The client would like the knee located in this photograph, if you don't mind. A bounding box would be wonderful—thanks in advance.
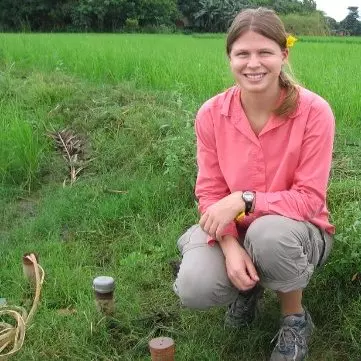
[174,268,219,310]
[244,216,305,270]
[174,262,239,309]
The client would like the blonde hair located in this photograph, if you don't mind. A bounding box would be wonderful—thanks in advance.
[226,7,299,117]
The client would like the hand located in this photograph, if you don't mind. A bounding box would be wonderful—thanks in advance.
[220,236,259,291]
[199,192,244,240]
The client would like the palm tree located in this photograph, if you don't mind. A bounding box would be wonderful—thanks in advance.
[194,0,250,32]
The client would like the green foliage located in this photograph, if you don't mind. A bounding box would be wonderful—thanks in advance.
[0,68,48,189]
[177,0,201,21]
[193,0,245,32]
[125,18,140,31]
[325,16,339,32]
[0,109,44,188]
[340,6,361,36]
[178,0,326,32]
[0,0,178,32]
[271,0,316,15]
[301,0,316,12]
[138,0,179,26]
[0,0,338,33]
[281,12,330,35]
[189,0,323,33]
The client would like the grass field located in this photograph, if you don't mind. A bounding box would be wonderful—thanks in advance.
[1,33,361,360]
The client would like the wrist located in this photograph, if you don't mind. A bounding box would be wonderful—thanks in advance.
[233,191,244,209]
[219,235,241,255]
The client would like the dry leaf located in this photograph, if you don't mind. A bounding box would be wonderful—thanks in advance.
[351,273,360,282]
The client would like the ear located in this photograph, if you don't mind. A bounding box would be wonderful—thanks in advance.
[282,48,289,63]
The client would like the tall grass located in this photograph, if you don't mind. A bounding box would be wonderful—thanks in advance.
[1,33,361,189]
[0,103,44,188]
[1,33,360,127]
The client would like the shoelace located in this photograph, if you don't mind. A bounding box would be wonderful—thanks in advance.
[271,325,306,361]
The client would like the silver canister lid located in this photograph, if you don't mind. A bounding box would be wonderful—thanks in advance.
[93,276,115,293]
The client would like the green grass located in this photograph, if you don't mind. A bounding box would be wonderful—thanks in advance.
[1,33,360,133]
[0,34,361,360]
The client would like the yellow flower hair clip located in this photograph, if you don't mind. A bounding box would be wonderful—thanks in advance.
[286,35,297,48]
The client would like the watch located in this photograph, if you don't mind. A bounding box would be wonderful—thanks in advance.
[242,191,255,216]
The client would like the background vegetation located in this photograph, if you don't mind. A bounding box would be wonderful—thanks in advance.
[0,33,361,360]
[0,0,360,35]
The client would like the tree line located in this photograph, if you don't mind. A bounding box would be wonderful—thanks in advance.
[0,0,359,35]
[329,7,361,36]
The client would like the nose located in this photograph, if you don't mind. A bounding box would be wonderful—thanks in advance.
[248,54,261,68]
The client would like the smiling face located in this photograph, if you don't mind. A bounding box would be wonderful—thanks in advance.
[229,30,288,95]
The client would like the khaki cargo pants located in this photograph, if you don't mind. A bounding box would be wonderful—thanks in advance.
[173,215,333,309]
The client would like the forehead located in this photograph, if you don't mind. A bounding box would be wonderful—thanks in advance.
[231,30,280,51]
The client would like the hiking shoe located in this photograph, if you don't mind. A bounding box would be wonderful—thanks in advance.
[269,309,315,361]
[168,259,181,277]
[224,284,264,328]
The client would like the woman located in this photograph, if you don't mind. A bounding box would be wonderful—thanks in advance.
[173,7,335,361]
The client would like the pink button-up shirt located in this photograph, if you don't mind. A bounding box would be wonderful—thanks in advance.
[195,86,335,245]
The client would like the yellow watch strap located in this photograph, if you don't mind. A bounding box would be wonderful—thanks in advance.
[235,211,245,222]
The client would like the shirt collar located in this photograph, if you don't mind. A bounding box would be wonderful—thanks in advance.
[221,85,302,119]
[220,86,239,117]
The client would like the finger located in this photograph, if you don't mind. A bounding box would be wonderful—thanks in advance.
[215,223,226,241]
[244,258,260,282]
[239,275,256,290]
[199,213,208,230]
[231,266,256,290]
[237,265,257,288]
[204,216,216,236]
[208,221,219,238]
[230,275,255,291]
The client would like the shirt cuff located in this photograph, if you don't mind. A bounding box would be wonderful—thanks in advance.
[207,221,238,246]
[254,191,270,213]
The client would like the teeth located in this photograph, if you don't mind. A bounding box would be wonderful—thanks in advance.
[245,74,265,80]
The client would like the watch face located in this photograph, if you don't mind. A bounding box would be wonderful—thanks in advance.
[243,192,254,202]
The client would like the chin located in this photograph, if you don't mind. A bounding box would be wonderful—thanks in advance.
[239,84,267,94]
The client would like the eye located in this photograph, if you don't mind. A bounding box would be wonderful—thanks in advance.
[236,51,248,57]
[260,50,272,55]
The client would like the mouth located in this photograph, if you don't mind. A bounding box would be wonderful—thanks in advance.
[243,73,267,81]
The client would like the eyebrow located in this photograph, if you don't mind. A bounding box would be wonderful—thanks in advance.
[233,47,274,52]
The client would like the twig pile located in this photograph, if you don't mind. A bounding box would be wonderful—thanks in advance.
[48,129,90,186]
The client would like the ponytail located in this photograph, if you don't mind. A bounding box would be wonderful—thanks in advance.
[275,70,299,117]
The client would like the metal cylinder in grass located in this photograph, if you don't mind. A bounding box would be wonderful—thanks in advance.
[93,276,115,315]
[149,337,175,361]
